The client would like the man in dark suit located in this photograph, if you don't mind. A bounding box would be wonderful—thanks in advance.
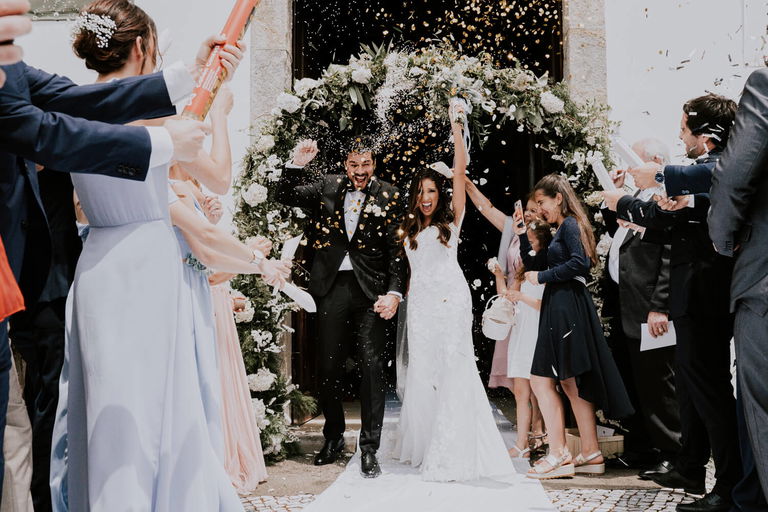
[605,94,741,512]
[0,39,226,495]
[277,139,407,478]
[603,139,682,479]
[707,67,768,506]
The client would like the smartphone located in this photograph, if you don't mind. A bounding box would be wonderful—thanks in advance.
[514,200,525,229]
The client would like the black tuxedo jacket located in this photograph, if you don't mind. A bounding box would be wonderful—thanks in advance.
[603,208,671,339]
[0,62,177,306]
[616,166,733,320]
[276,169,407,301]
[709,68,768,315]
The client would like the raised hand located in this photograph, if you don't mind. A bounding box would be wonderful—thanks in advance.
[609,169,626,188]
[627,161,662,190]
[291,139,319,167]
[260,258,291,289]
[0,0,32,87]
[165,119,211,162]
[512,209,526,235]
[194,35,246,82]
[247,235,273,257]
[210,85,234,118]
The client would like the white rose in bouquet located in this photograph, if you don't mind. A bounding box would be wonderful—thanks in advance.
[276,92,302,113]
[294,77,321,97]
[540,91,565,114]
[596,232,613,257]
[351,67,373,84]
[242,183,268,207]
[248,367,277,392]
[255,135,275,153]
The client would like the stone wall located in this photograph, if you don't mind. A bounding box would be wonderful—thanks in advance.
[562,0,608,104]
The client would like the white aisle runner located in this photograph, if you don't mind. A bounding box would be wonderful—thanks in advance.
[304,398,557,512]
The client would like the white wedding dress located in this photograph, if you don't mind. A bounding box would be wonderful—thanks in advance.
[396,217,515,482]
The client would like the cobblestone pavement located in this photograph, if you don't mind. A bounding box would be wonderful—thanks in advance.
[241,488,705,512]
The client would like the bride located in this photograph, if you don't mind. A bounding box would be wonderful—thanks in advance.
[393,103,515,482]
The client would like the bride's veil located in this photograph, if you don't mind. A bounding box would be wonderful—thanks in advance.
[395,298,408,401]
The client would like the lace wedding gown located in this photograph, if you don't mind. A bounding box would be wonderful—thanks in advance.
[396,218,515,482]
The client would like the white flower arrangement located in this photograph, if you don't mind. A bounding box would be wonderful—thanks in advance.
[251,329,273,347]
[248,368,277,392]
[251,398,269,430]
[596,232,613,257]
[540,91,565,114]
[242,183,268,207]
[276,92,302,114]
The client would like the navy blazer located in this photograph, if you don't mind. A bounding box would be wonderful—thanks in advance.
[664,162,714,196]
[0,62,177,305]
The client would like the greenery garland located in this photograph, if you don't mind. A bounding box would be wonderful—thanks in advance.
[231,43,617,461]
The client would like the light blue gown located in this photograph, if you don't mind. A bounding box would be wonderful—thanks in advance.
[50,164,242,511]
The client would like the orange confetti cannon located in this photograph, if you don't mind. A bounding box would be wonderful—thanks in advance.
[182,0,261,121]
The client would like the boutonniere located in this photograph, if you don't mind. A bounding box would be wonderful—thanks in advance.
[364,202,385,217]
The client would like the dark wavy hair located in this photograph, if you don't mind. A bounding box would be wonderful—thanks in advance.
[683,93,737,151]
[514,219,554,282]
[73,0,157,76]
[399,169,455,251]
[533,173,597,266]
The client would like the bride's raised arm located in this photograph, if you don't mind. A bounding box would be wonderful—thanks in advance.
[450,104,468,225]
[464,178,507,232]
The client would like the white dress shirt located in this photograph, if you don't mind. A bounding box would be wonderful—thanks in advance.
[339,188,365,271]
[608,188,655,284]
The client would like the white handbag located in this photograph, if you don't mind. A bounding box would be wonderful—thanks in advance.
[481,295,516,340]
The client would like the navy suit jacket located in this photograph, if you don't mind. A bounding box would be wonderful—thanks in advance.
[0,62,177,306]
[663,162,714,196]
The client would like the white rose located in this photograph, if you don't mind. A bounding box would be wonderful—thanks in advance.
[293,207,307,219]
[248,367,277,392]
[294,77,321,97]
[540,91,565,114]
[255,135,275,153]
[276,92,302,113]
[251,398,269,430]
[242,183,268,207]
[351,67,372,84]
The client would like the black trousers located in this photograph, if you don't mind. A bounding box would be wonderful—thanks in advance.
[316,271,387,453]
[675,313,742,498]
[9,298,66,512]
[623,336,682,459]
[734,301,768,501]
[732,378,767,512]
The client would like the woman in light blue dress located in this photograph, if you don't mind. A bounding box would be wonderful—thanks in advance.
[50,2,284,510]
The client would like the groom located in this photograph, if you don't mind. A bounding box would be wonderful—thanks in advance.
[277,139,406,477]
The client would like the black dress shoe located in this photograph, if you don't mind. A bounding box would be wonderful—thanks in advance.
[361,451,381,478]
[676,493,731,512]
[651,469,706,495]
[639,460,674,480]
[314,438,345,466]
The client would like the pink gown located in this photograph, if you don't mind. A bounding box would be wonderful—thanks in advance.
[488,236,520,390]
[210,283,268,492]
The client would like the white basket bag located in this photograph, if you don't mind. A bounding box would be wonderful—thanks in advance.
[481,295,516,340]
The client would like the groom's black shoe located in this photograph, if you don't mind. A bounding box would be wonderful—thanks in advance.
[314,438,345,466]
[361,452,381,478]
[650,468,706,495]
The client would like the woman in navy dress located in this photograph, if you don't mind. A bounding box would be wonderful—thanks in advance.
[519,174,632,480]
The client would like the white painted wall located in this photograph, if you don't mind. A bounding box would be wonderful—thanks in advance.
[17,1,255,225]
[605,0,767,162]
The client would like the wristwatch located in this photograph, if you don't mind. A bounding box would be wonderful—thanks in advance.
[249,249,265,266]
[654,169,665,184]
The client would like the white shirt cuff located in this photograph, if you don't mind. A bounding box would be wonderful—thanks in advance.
[286,163,304,170]
[162,61,196,106]
[147,126,174,168]
[387,291,403,300]
[686,194,695,208]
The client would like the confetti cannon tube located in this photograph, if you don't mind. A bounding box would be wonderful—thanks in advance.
[182,0,260,121]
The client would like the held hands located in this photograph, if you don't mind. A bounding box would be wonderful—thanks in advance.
[194,35,246,82]
[291,140,319,167]
[202,195,223,224]
[260,258,291,289]
[0,0,32,87]
[373,293,401,320]
[165,119,211,162]
[627,161,662,190]
[524,271,539,286]
[646,311,669,338]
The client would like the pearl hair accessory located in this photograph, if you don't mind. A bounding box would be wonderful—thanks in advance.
[73,13,117,49]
